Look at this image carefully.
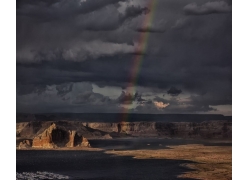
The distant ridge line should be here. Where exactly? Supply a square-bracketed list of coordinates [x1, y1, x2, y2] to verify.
[16, 113, 232, 123]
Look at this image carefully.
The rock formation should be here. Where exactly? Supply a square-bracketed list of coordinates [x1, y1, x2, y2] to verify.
[32, 123, 56, 148]
[102, 134, 113, 139]
[18, 140, 31, 149]
[81, 137, 91, 147]
[65, 130, 76, 147]
[84, 120, 232, 139]
[31, 123, 91, 148]
[16, 119, 232, 149]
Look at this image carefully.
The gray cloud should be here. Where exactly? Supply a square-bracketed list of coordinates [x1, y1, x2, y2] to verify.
[17, 84, 46, 96]
[184, 1, 232, 15]
[167, 87, 182, 96]
[135, 27, 165, 33]
[17, 0, 126, 22]
[56, 83, 73, 97]
[120, 5, 150, 22]
[16, 0, 232, 115]
[116, 91, 146, 105]
[17, 41, 135, 63]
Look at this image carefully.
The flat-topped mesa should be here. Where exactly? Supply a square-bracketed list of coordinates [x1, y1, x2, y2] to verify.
[84, 120, 232, 139]
[32, 123, 90, 148]
[85, 122, 157, 135]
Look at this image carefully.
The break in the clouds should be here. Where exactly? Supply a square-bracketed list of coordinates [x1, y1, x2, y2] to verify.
[16, 0, 232, 115]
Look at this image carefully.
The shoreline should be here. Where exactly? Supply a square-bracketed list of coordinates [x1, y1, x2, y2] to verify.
[17, 143, 232, 179]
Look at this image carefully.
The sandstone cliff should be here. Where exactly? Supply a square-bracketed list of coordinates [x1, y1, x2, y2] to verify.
[84, 120, 232, 139]
[16, 120, 231, 149]
[16, 121, 107, 149]
[31, 124, 91, 149]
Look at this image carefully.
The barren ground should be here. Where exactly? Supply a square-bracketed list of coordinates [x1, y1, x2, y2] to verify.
[105, 144, 232, 180]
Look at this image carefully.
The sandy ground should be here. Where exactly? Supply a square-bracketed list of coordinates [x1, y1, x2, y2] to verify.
[105, 144, 232, 180]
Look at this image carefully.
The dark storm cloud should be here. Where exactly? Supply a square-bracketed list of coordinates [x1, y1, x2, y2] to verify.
[116, 91, 146, 105]
[16, 1, 153, 63]
[17, 0, 126, 22]
[56, 83, 73, 97]
[120, 5, 149, 22]
[117, 91, 134, 104]
[17, 0, 149, 31]
[167, 87, 182, 96]
[17, 84, 46, 96]
[183, 1, 232, 15]
[135, 27, 165, 33]
[16, 0, 232, 114]
[72, 92, 112, 105]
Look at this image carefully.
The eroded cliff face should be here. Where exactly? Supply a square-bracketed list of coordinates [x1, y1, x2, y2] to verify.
[32, 123, 57, 148]
[18, 140, 32, 149]
[31, 123, 91, 148]
[17, 121, 94, 149]
[16, 120, 232, 149]
[84, 120, 232, 139]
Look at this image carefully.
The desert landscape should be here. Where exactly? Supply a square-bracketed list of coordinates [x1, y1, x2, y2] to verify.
[16, 0, 232, 179]
[16, 113, 232, 179]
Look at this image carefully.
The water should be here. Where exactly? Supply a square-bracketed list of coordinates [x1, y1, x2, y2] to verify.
[16, 138, 231, 180]
[89, 138, 232, 150]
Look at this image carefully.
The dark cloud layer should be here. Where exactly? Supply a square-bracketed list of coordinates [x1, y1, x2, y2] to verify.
[167, 87, 182, 96]
[16, 0, 232, 115]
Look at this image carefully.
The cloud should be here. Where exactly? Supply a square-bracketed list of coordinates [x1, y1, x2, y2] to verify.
[56, 83, 73, 97]
[17, 0, 126, 22]
[17, 1, 149, 32]
[171, 18, 188, 29]
[17, 41, 135, 63]
[135, 27, 165, 33]
[153, 101, 169, 109]
[17, 82, 117, 113]
[120, 5, 150, 22]
[17, 84, 47, 96]
[116, 91, 146, 105]
[16, 0, 232, 115]
[167, 87, 182, 96]
[129, 15, 167, 33]
[183, 1, 232, 15]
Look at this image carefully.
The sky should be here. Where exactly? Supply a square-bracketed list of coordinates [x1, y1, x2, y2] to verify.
[16, 0, 232, 115]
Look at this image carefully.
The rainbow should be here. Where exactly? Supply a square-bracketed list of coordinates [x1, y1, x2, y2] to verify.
[120, 0, 158, 124]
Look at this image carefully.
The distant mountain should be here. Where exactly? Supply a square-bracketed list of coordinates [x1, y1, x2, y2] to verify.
[16, 113, 232, 123]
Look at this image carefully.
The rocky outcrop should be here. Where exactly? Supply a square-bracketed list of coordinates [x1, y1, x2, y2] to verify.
[65, 130, 75, 147]
[83, 123, 118, 133]
[16, 122, 29, 137]
[32, 123, 56, 148]
[18, 140, 32, 149]
[102, 134, 113, 139]
[81, 137, 91, 147]
[31, 123, 91, 148]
